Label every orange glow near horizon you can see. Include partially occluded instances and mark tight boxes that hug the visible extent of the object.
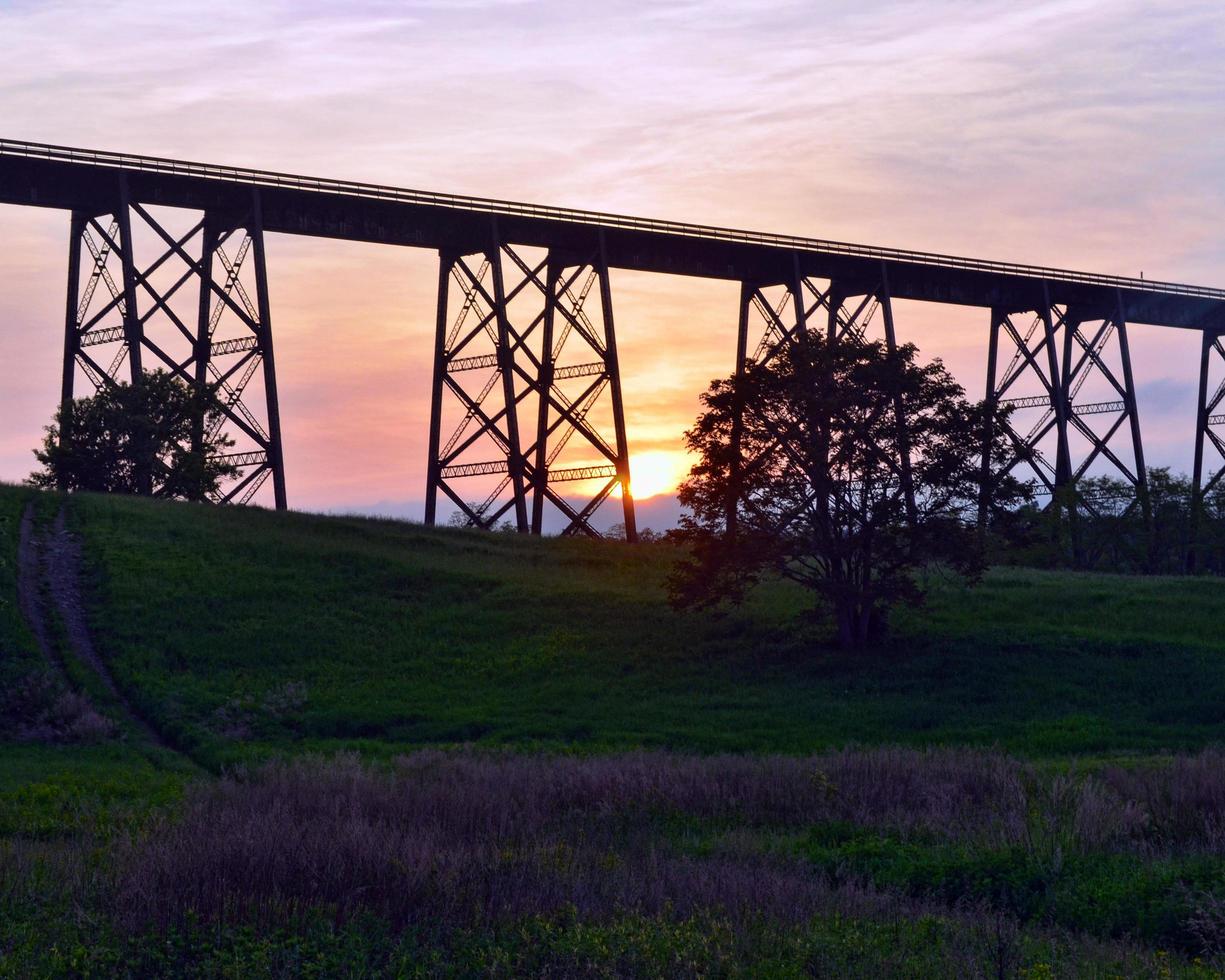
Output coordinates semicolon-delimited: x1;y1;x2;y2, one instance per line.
623;450;692;501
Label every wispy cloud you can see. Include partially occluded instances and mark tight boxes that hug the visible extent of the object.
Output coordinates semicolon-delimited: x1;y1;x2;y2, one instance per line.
1;0;1222;510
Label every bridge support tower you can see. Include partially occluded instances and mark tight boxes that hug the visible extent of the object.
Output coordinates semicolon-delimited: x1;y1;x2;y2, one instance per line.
1189;329;1225;566
980;286;1147;530
59;176;286;508
424;223;636;540
726;257;916;531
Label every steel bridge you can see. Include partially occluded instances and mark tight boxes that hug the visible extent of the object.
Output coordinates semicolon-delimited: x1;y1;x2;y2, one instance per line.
3;138;1225;540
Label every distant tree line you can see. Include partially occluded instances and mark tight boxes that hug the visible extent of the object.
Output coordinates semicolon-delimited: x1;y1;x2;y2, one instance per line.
985;469;1225;576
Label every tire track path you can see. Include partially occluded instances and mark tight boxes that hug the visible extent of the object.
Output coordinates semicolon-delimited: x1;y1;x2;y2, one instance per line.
17;501;172;750
16;502;56;667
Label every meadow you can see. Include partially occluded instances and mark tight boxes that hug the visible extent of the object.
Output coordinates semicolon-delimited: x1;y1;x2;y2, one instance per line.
4;483;1225;976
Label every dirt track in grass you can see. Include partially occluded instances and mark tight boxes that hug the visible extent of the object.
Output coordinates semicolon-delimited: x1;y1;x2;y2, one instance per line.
17;501;170;750
16;503;56;669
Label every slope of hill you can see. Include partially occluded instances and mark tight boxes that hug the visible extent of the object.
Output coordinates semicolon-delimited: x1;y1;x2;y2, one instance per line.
5;483;1225;976
6;482;1225;770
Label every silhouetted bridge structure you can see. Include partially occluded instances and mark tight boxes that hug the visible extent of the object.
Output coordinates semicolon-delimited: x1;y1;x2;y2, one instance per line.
3;139;1225;540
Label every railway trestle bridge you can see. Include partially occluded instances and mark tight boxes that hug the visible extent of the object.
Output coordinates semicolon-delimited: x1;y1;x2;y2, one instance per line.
2;139;1224;542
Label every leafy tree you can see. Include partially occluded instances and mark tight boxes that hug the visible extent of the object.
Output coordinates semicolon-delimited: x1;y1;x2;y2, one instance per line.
446;509;476;528
30;370;238;501
669;334;1028;647
1018;469;1225;575
608;522;662;542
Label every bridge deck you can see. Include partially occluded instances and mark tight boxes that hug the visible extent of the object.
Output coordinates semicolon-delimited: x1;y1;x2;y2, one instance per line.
1;138;1222;330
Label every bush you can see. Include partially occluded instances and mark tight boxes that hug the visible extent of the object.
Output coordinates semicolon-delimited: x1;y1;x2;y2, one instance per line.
1;669;114;743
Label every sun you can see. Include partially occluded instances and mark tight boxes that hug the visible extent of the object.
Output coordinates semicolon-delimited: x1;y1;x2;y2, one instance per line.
623;450;690;500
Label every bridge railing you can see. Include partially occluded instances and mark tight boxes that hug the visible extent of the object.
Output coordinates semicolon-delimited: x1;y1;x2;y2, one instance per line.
3;137;1224;302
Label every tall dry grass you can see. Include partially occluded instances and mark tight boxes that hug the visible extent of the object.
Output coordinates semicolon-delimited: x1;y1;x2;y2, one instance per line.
106;747;1225;935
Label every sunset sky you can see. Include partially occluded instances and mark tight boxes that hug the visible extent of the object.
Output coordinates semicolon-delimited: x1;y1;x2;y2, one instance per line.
1;0;1223;524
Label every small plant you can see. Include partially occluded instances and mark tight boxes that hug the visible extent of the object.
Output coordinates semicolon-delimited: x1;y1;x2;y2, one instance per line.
962;898;1023;980
208;681;308;741
2;669;115;743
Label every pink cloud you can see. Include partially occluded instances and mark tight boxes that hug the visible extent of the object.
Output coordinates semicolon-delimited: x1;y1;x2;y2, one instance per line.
1;0;1223;518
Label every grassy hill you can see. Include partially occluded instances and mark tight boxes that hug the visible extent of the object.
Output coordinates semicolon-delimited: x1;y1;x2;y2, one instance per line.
5;483;1225;976
14;483;1225;767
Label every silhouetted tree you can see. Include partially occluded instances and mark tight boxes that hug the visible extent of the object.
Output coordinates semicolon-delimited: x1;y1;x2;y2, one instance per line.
30;370;237;501
669;334;1028;647
1012;469;1225;575
446;509;476;528
608;522;661;542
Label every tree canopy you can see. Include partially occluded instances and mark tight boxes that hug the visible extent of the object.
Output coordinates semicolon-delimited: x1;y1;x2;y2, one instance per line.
30;370;237;501
670;334;1029;647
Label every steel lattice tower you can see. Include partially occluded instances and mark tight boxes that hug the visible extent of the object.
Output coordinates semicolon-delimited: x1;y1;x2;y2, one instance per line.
424;223;635;539
980;286;1147;524
59;175;286;507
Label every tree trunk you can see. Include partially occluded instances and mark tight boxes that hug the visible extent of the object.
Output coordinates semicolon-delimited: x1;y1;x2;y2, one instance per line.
834;599;886;648
835;603;856;649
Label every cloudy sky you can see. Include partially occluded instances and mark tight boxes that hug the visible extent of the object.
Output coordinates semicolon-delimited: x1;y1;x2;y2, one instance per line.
1;0;1222;518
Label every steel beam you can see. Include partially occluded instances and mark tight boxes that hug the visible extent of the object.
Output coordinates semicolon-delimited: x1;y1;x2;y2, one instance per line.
876;263;916;523
728;265;915;530
530;260;559;535
488;219;530;533
597;231;636;542
193;215;217;461
56;211;87;489
1115;290;1148;519
979;307;1002;525
423;252;453;527
424;231;635;539
1044;290;1072;489
984;289;1146;526
115;175;144;388
726;279;753;536
57;189;286;507
250;190;287;510
1191;329;1225;566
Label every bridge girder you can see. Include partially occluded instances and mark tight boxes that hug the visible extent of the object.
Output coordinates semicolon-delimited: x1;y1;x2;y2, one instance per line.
1190;330;1225;567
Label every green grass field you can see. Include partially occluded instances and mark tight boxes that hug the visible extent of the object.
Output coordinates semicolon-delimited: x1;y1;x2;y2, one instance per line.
58;485;1225;765
5;482;1225;977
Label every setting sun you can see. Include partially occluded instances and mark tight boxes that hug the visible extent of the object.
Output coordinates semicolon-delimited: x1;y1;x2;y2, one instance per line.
623;450;691;500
